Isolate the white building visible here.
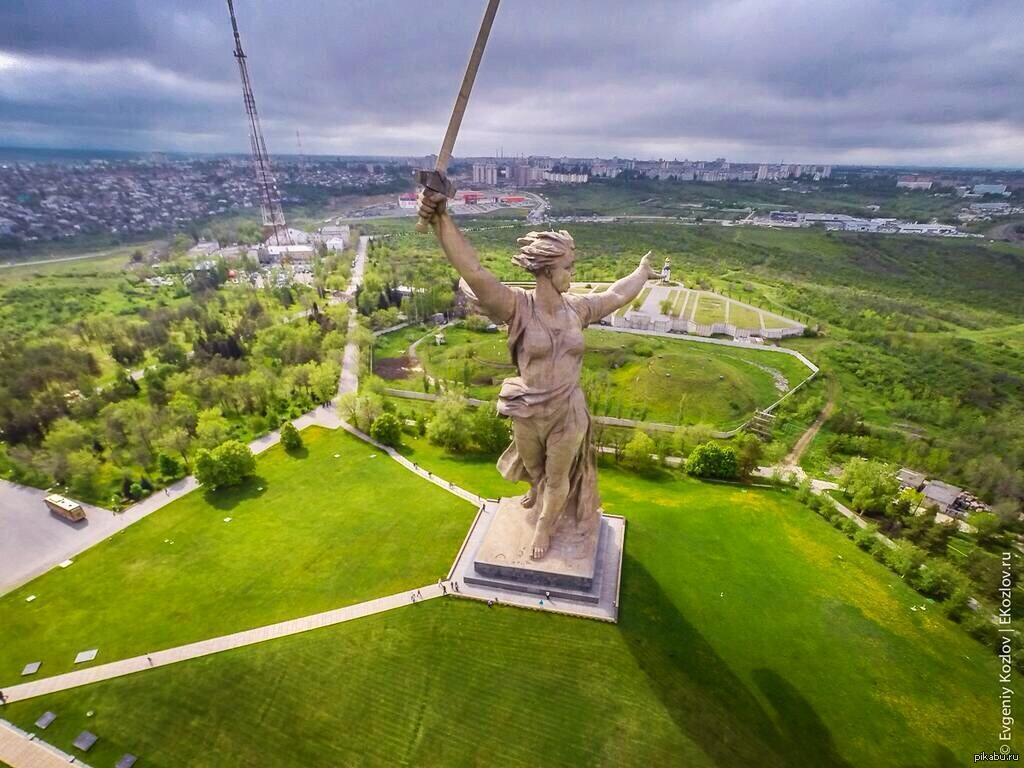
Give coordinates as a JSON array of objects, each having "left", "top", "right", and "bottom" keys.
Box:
[{"left": 325, "top": 237, "right": 347, "bottom": 252}]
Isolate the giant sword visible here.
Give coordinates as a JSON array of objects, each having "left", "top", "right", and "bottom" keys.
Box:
[{"left": 415, "top": 0, "right": 501, "bottom": 233}]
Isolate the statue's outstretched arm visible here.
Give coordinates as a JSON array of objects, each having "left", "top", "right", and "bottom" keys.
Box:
[
  {"left": 587, "top": 251, "right": 657, "bottom": 319},
  {"left": 419, "top": 191, "right": 516, "bottom": 322}
]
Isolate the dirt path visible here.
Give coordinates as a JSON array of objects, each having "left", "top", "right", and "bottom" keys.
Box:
[{"left": 784, "top": 388, "right": 835, "bottom": 466}]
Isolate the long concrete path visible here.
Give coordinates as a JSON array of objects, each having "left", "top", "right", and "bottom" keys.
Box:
[
  {"left": 338, "top": 235, "right": 368, "bottom": 397},
  {"left": 0, "top": 722, "right": 78, "bottom": 768},
  {"left": 1, "top": 583, "right": 445, "bottom": 706}
]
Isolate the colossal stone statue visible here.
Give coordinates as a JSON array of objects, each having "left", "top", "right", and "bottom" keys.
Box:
[{"left": 418, "top": 190, "right": 656, "bottom": 560}]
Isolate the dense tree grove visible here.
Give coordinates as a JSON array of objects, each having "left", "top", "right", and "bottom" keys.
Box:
[{"left": 0, "top": 251, "right": 349, "bottom": 507}]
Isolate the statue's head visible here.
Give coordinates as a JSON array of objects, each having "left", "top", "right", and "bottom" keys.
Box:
[{"left": 513, "top": 230, "right": 576, "bottom": 293}]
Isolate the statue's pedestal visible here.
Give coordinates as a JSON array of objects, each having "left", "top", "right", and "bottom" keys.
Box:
[{"left": 459, "top": 497, "right": 623, "bottom": 609}]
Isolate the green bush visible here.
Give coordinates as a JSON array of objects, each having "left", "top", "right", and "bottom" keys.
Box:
[
  {"left": 370, "top": 412, "right": 402, "bottom": 448},
  {"left": 910, "top": 558, "right": 969, "bottom": 601},
  {"left": 195, "top": 440, "right": 256, "bottom": 489},
  {"left": 854, "top": 524, "right": 880, "bottom": 551},
  {"left": 882, "top": 540, "right": 926, "bottom": 578},
  {"left": 280, "top": 421, "right": 303, "bottom": 452},
  {"left": 686, "top": 442, "right": 738, "bottom": 480},
  {"left": 157, "top": 453, "right": 183, "bottom": 480},
  {"left": 623, "top": 430, "right": 658, "bottom": 475}
]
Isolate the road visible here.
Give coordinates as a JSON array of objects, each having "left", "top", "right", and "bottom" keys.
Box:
[{"left": 337, "top": 235, "right": 369, "bottom": 397}]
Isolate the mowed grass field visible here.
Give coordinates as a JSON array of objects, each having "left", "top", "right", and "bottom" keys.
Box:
[
  {"left": 0, "top": 426, "right": 475, "bottom": 686},
  {"left": 375, "top": 325, "right": 811, "bottom": 427},
  {"left": 1, "top": 460, "right": 1000, "bottom": 767}
]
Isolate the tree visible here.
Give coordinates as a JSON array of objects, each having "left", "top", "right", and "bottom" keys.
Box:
[
  {"left": 659, "top": 298, "right": 674, "bottom": 315},
  {"left": 888, "top": 486, "right": 924, "bottom": 519},
  {"left": 970, "top": 512, "right": 1002, "bottom": 546},
  {"left": 733, "top": 433, "right": 764, "bottom": 479},
  {"left": 686, "top": 442, "right": 739, "bottom": 480},
  {"left": 472, "top": 406, "right": 510, "bottom": 454},
  {"left": 158, "top": 426, "right": 192, "bottom": 469},
  {"left": 280, "top": 421, "right": 303, "bottom": 452},
  {"left": 42, "top": 418, "right": 90, "bottom": 482},
  {"left": 309, "top": 361, "right": 340, "bottom": 404},
  {"left": 427, "top": 392, "right": 472, "bottom": 452},
  {"left": 194, "top": 440, "right": 256, "bottom": 489},
  {"left": 622, "top": 430, "right": 658, "bottom": 474},
  {"left": 67, "top": 448, "right": 102, "bottom": 500},
  {"left": 839, "top": 458, "right": 898, "bottom": 515},
  {"left": 158, "top": 452, "right": 183, "bottom": 479},
  {"left": 370, "top": 412, "right": 402, "bottom": 447},
  {"left": 882, "top": 540, "right": 927, "bottom": 578},
  {"left": 196, "top": 407, "right": 232, "bottom": 450}
]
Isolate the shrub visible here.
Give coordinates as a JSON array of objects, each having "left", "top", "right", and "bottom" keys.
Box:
[
  {"left": 882, "top": 540, "right": 926, "bottom": 578},
  {"left": 853, "top": 524, "right": 879, "bottom": 551},
  {"left": 370, "top": 412, "right": 402, "bottom": 448},
  {"left": 472, "top": 407, "right": 510, "bottom": 455},
  {"left": 464, "top": 314, "right": 491, "bottom": 332},
  {"left": 623, "top": 430, "right": 658, "bottom": 474},
  {"left": 195, "top": 440, "right": 256, "bottom": 489},
  {"left": 280, "top": 421, "right": 303, "bottom": 452},
  {"left": 840, "top": 517, "right": 861, "bottom": 536},
  {"left": 156, "top": 456, "right": 183, "bottom": 481},
  {"left": 911, "top": 558, "right": 969, "bottom": 601},
  {"left": 426, "top": 393, "right": 473, "bottom": 453},
  {"left": 686, "top": 442, "right": 738, "bottom": 480}
]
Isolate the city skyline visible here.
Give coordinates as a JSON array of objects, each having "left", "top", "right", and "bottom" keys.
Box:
[{"left": 1, "top": 0, "right": 1022, "bottom": 167}]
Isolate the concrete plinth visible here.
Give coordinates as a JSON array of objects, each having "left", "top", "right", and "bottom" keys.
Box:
[
  {"left": 451, "top": 497, "right": 625, "bottom": 620},
  {"left": 473, "top": 497, "right": 600, "bottom": 591}
]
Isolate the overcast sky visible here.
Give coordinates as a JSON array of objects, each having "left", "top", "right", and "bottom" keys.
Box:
[{"left": 1, "top": 0, "right": 1021, "bottom": 167}]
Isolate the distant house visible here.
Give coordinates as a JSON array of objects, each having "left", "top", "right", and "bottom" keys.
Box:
[
  {"left": 922, "top": 480, "right": 962, "bottom": 514},
  {"left": 896, "top": 468, "right": 926, "bottom": 490},
  {"left": 325, "top": 237, "right": 347, "bottom": 252}
]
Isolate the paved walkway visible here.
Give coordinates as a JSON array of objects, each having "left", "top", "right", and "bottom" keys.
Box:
[
  {"left": 1, "top": 584, "right": 445, "bottom": 705},
  {"left": 338, "top": 235, "right": 368, "bottom": 398},
  {"left": 0, "top": 721, "right": 82, "bottom": 768}
]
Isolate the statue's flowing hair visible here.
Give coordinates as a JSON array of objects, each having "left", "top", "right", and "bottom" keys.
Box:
[{"left": 512, "top": 230, "right": 575, "bottom": 274}]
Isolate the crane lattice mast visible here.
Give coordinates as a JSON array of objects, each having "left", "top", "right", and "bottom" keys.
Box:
[{"left": 226, "top": 0, "right": 289, "bottom": 246}]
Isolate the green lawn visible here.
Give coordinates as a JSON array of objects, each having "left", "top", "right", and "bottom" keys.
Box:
[
  {"left": 728, "top": 301, "right": 762, "bottom": 330},
  {"left": 0, "top": 426, "right": 474, "bottom": 686},
  {"left": 1, "top": 462, "right": 1000, "bottom": 767},
  {"left": 694, "top": 292, "right": 728, "bottom": 325}
]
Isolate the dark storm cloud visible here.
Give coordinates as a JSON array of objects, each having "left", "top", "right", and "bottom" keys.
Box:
[{"left": 0, "top": 0, "right": 1021, "bottom": 165}]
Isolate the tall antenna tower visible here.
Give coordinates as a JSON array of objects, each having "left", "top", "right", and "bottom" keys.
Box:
[{"left": 226, "top": 0, "right": 289, "bottom": 245}]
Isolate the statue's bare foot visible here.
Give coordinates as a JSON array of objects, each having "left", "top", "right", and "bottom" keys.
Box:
[
  {"left": 521, "top": 486, "right": 537, "bottom": 509},
  {"left": 530, "top": 529, "right": 550, "bottom": 560}
]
